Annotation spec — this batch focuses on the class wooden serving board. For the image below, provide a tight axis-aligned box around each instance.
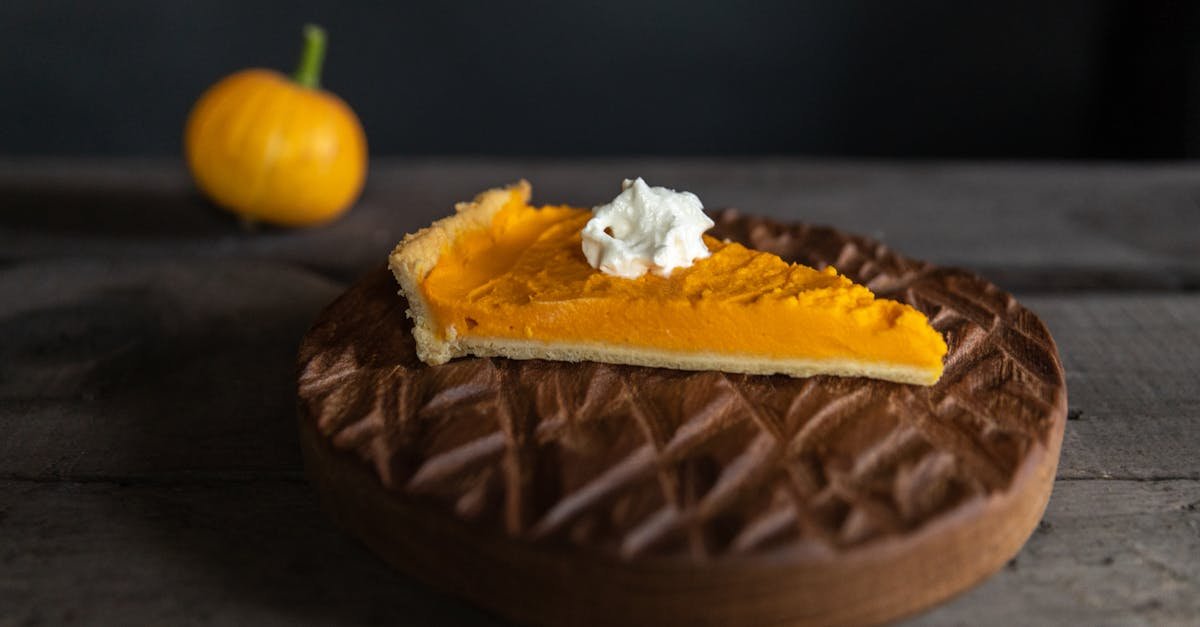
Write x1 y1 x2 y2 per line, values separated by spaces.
296 211 1067 627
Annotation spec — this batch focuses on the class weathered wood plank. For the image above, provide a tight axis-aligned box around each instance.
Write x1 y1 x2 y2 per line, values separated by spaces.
1025 295 1200 480
2 159 1195 625
2 258 1195 483
908 479 1200 626
0 259 341 480
2 478 1195 626
0 479 501 627
1 159 1197 288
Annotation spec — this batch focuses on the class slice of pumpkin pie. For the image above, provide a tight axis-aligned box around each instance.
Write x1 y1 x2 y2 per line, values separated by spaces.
389 179 947 385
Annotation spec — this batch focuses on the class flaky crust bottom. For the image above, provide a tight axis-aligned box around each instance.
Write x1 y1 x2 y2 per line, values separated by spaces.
449 337 939 385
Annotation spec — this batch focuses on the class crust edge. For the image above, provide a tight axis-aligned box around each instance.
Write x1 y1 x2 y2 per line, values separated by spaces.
388 181 531 365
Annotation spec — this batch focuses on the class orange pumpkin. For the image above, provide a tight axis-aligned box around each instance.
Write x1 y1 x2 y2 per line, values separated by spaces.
185 25 367 227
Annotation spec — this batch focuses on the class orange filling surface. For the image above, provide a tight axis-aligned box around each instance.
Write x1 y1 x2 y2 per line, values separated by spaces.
421 191 947 370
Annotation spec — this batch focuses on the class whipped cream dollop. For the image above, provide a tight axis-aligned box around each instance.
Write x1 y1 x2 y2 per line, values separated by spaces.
581 178 715 279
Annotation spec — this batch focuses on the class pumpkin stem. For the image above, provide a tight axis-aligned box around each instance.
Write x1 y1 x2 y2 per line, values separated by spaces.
292 24 326 89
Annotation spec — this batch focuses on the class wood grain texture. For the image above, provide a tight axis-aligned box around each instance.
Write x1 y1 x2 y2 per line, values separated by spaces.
0 259 341 480
1025 295 1200 481
1 158 1198 288
1 160 1197 625
0 480 501 627
0 260 1194 486
2 478 1195 626
297 211 1068 626
909 479 1200 626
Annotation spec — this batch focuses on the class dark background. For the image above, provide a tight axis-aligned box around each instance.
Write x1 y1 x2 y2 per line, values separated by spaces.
4 0 1198 158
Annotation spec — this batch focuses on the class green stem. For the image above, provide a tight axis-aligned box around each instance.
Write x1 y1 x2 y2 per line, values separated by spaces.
291 24 326 89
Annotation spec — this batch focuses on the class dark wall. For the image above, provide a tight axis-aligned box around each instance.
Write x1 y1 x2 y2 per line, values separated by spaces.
3 1 1196 158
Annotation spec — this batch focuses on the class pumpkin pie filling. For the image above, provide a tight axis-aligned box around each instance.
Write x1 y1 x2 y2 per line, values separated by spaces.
391 182 947 385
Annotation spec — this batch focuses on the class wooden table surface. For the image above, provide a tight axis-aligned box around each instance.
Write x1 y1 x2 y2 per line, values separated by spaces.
2 159 1198 626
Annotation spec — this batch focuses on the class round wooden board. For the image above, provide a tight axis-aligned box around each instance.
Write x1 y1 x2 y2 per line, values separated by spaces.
297 210 1067 627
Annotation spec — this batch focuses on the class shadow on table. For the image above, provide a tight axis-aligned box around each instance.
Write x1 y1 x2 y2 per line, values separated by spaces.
0 183 236 238
0 256 503 623
0 177 416 284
